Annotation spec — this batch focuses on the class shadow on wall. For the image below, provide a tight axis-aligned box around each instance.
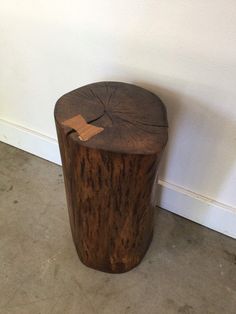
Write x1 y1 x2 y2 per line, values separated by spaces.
133 80 236 208
24 17 235 207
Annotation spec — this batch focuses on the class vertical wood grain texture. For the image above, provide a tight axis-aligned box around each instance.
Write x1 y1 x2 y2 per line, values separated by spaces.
55 82 168 273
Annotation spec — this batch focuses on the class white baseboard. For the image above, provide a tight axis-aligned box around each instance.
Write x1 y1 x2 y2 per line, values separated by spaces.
1 118 235 239
0 118 61 165
156 180 236 239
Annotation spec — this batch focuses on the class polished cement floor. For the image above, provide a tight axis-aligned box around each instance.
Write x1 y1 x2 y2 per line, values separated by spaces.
0 142 235 314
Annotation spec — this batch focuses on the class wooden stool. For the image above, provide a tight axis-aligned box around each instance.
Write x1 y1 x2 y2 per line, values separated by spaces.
54 82 168 273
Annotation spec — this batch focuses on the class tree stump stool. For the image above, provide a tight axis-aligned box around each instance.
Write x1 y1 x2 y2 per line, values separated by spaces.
54 82 168 273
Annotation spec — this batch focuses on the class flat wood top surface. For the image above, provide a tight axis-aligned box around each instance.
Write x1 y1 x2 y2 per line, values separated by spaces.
55 82 168 154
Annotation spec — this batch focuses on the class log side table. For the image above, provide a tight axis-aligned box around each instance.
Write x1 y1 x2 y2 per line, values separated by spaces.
54 82 168 273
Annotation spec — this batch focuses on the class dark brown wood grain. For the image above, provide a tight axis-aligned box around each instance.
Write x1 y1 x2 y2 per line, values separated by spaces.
55 81 168 273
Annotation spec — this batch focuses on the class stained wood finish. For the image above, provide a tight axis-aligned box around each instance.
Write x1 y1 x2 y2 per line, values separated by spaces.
55 82 168 273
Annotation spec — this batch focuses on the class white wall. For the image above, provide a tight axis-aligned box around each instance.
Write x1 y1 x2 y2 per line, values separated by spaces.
1 1 236 237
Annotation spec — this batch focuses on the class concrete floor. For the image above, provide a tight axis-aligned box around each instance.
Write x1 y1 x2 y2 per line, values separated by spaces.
0 142 235 314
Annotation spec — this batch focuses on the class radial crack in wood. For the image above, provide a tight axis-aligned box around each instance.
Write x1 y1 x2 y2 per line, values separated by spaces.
55 81 168 273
